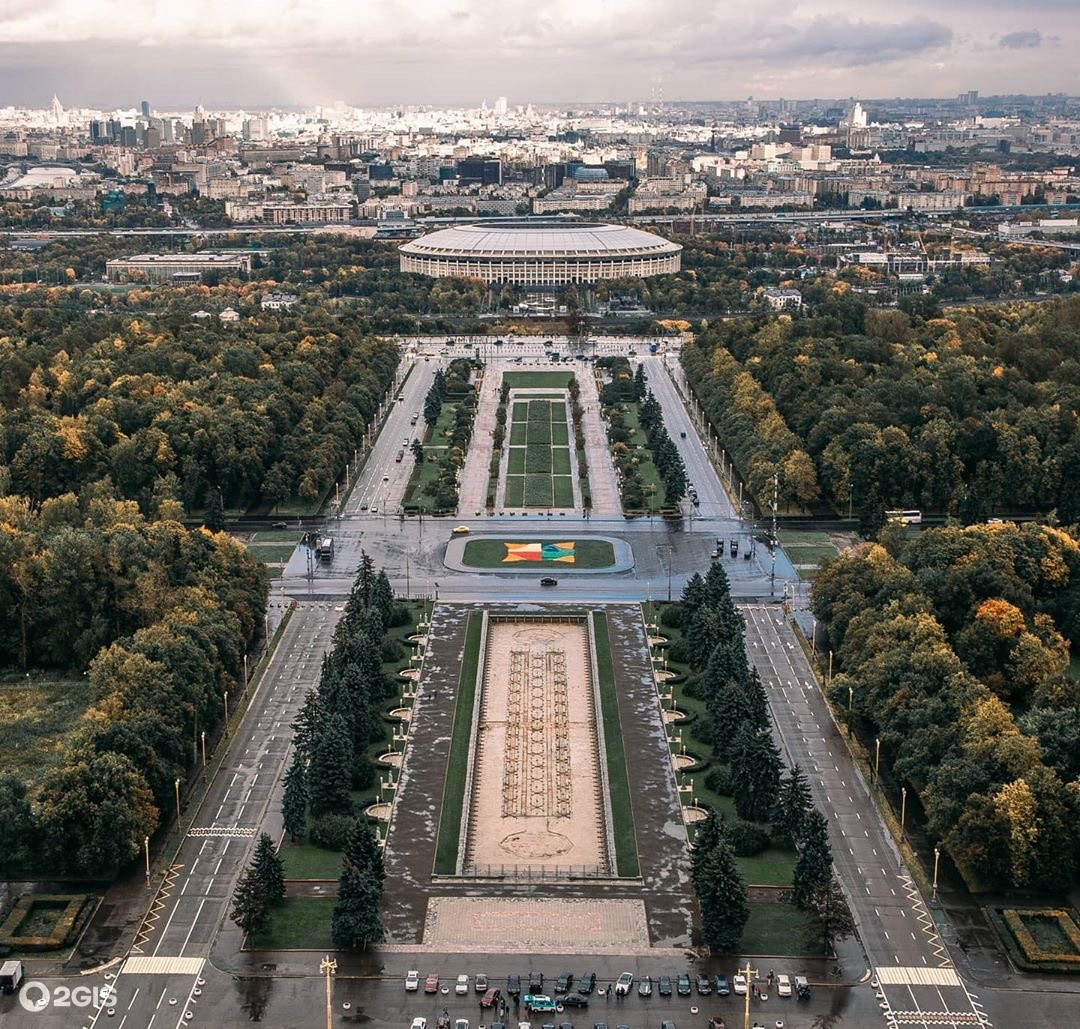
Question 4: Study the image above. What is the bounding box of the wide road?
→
[77,604,341,1029]
[743,604,994,1029]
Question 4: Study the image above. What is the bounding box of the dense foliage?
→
[684,296,1080,520]
[0,491,266,875]
[813,523,1080,892]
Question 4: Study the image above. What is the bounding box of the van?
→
[0,960,24,994]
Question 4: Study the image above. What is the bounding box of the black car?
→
[696,974,712,995]
[560,995,588,1008]
[506,973,521,996]
[529,970,544,992]
[677,972,692,996]
[658,975,672,997]
[577,972,596,995]
[540,576,558,586]
[555,973,574,994]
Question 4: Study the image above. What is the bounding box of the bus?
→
[885,509,922,525]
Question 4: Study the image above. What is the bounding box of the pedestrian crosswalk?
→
[875,966,961,986]
[121,956,205,976]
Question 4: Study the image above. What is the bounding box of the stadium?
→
[397,221,682,284]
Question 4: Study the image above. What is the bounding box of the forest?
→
[813,523,1080,893]
[0,305,399,514]
[0,490,266,876]
[683,294,1080,521]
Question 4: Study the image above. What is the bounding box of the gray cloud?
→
[999,30,1042,49]
[764,16,953,66]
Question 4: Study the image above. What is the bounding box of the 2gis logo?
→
[19,981,116,1013]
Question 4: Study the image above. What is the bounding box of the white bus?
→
[885,509,923,525]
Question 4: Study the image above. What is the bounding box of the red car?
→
[424,973,439,994]
[480,987,501,1009]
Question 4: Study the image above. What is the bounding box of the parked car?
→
[559,994,588,1008]
[637,974,652,997]
[405,970,420,991]
[676,973,692,996]
[507,974,522,996]
[424,973,439,993]
[707,1018,726,1029]
[733,974,747,995]
[411,1020,427,1029]
[577,972,596,995]
[271,521,288,529]
[614,972,634,996]
[529,971,544,993]
[714,974,730,996]
[794,975,811,1001]
[658,975,672,997]
[475,974,489,993]
[776,974,792,998]
[660,1021,677,1029]
[480,987,501,1008]
[455,974,469,995]
[555,973,573,993]
[696,974,712,995]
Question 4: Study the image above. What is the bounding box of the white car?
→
[733,973,747,995]
[776,973,792,997]
[614,971,634,996]
[455,1021,469,1029]
[410,1020,426,1029]
[405,970,420,992]
[455,973,469,995]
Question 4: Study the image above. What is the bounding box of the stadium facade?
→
[398,222,682,284]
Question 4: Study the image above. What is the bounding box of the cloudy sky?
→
[0,0,1077,109]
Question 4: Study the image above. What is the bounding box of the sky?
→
[0,0,1077,110]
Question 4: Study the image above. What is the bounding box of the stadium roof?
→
[399,221,681,258]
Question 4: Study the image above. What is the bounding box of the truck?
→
[314,536,335,562]
[0,960,24,994]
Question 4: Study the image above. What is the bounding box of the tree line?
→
[684,294,1080,521]
[0,490,266,876]
[814,521,1080,892]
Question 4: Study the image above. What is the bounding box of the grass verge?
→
[741,902,825,956]
[592,611,640,877]
[502,371,574,389]
[461,538,615,569]
[434,612,484,874]
[280,842,343,880]
[250,897,335,950]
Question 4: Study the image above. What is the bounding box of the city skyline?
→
[0,0,1077,109]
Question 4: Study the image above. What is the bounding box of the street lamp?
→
[874,737,881,784]
[932,846,941,905]
[201,731,207,768]
[320,956,337,1029]
[144,835,150,887]
[900,786,908,840]
[174,778,181,830]
[223,691,229,735]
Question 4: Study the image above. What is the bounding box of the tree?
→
[798,876,856,955]
[0,772,35,874]
[252,832,285,904]
[730,722,783,823]
[697,834,749,952]
[410,438,424,465]
[331,821,385,949]
[205,485,225,532]
[633,361,646,400]
[307,711,354,818]
[772,763,814,847]
[690,809,722,891]
[281,752,308,843]
[230,864,269,936]
[793,809,833,910]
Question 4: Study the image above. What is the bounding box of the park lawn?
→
[553,476,575,507]
[403,453,447,512]
[280,842,343,880]
[551,421,570,446]
[526,442,553,474]
[621,405,667,511]
[741,902,825,956]
[250,897,335,950]
[425,399,460,443]
[434,613,484,874]
[550,401,568,421]
[786,545,839,565]
[524,476,554,506]
[507,448,526,474]
[461,538,616,569]
[505,476,525,506]
[510,421,527,445]
[244,543,296,563]
[251,529,302,542]
[552,449,572,475]
[592,612,640,877]
[0,677,94,785]
[502,371,574,389]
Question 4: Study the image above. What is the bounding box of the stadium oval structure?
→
[398,221,682,284]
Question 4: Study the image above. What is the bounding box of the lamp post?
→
[201,731,207,768]
[932,846,941,905]
[223,691,229,735]
[874,737,881,784]
[144,835,150,887]
[900,786,908,840]
[174,777,181,830]
[319,956,337,1029]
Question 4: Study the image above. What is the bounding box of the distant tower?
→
[495,96,508,117]
[140,99,151,119]
[850,101,868,129]
[50,94,64,125]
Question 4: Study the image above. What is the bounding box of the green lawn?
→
[550,402,568,422]
[786,545,839,566]
[552,449,571,475]
[505,476,525,506]
[502,396,579,508]
[434,613,484,874]
[551,421,570,446]
[0,678,94,785]
[502,371,574,389]
[526,442,553,473]
[741,902,825,956]
[461,538,616,569]
[620,405,668,512]
[507,449,526,474]
[510,421,527,445]
[244,543,296,563]
[592,611,640,877]
[553,477,575,507]
[280,842,343,880]
[524,476,554,506]
[250,897,335,950]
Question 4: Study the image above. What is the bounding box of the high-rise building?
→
[140,100,151,119]
[456,156,502,185]
[494,96,508,117]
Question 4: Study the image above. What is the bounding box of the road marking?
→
[122,956,206,976]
